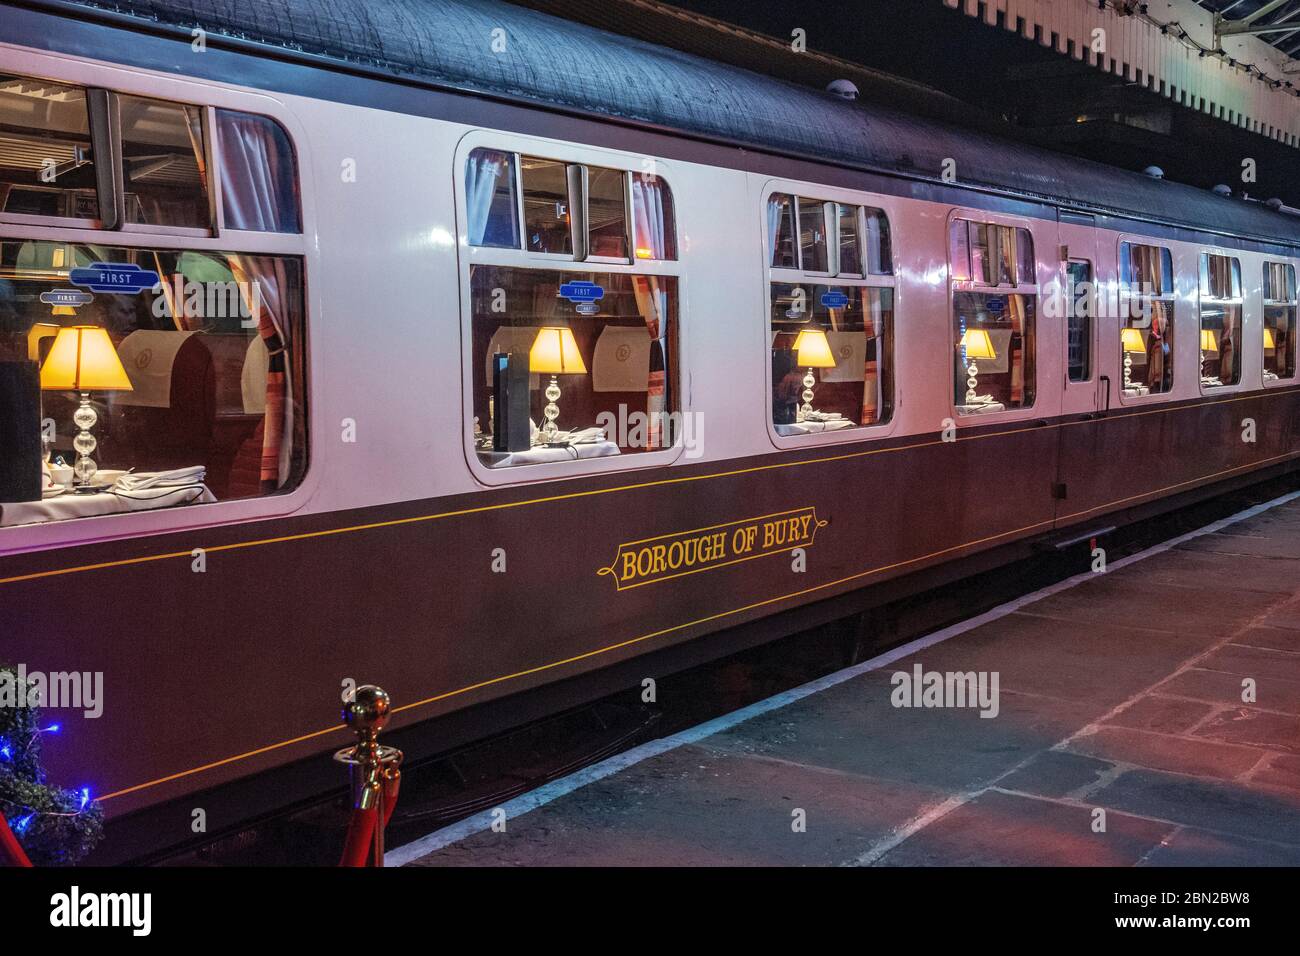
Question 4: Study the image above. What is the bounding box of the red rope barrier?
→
[0,810,33,868]
[338,804,377,868]
[338,771,400,867]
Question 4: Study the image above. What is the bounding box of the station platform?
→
[389,494,1300,867]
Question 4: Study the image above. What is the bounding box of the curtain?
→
[632,176,671,260]
[1220,309,1236,381]
[1146,300,1169,389]
[217,110,300,233]
[229,255,294,489]
[1009,294,1025,404]
[766,195,786,266]
[632,276,668,449]
[465,149,510,246]
[997,226,1017,286]
[862,292,883,424]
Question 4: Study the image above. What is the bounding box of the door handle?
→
[1098,375,1112,416]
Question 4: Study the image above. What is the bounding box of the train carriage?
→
[0,0,1298,855]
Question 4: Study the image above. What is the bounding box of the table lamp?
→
[529,326,587,443]
[1264,327,1277,352]
[1121,327,1145,389]
[40,326,133,485]
[959,327,996,405]
[793,328,836,421]
[1200,328,1218,378]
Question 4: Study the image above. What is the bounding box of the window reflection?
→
[119,94,211,230]
[0,74,99,220]
[469,266,678,467]
[770,283,893,433]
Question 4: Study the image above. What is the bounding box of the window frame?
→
[947,209,1040,419]
[1262,258,1299,389]
[763,181,900,452]
[0,52,314,555]
[455,131,688,488]
[1,67,300,248]
[1196,250,1245,394]
[1116,236,1179,406]
[1065,258,1094,385]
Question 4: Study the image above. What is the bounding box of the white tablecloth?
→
[1,484,216,528]
[956,401,1006,415]
[775,418,856,436]
[479,440,621,468]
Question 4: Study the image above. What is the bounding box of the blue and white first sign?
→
[69,262,161,294]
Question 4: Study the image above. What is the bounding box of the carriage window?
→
[521,157,573,255]
[466,150,674,263]
[769,193,891,276]
[769,194,797,269]
[1119,242,1176,397]
[837,204,860,275]
[770,283,893,433]
[585,166,627,259]
[1264,261,1297,383]
[0,75,99,221]
[1066,259,1093,382]
[797,197,829,273]
[469,266,678,467]
[951,218,1036,413]
[631,174,676,261]
[0,239,306,527]
[216,110,301,233]
[949,220,1033,287]
[953,293,1036,413]
[767,191,894,435]
[1199,253,1242,389]
[119,95,210,230]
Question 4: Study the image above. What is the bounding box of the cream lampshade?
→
[1264,327,1277,351]
[529,326,587,442]
[1121,327,1146,353]
[792,329,835,421]
[1200,329,1219,353]
[40,326,132,485]
[1120,327,1145,389]
[960,328,997,360]
[959,328,997,405]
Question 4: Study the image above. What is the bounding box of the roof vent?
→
[1266,197,1285,210]
[1142,166,1165,180]
[826,79,859,101]
[1212,184,1233,197]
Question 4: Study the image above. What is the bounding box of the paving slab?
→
[398,498,1300,867]
[1102,694,1219,735]
[874,790,1176,867]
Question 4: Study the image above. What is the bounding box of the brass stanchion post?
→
[334,685,403,866]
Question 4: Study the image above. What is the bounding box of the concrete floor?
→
[400,498,1300,866]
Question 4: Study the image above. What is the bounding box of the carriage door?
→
[1054,210,1102,525]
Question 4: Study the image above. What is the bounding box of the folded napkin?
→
[113,466,207,494]
[532,426,607,446]
[802,411,844,422]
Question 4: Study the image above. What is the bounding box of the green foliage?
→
[0,664,103,866]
